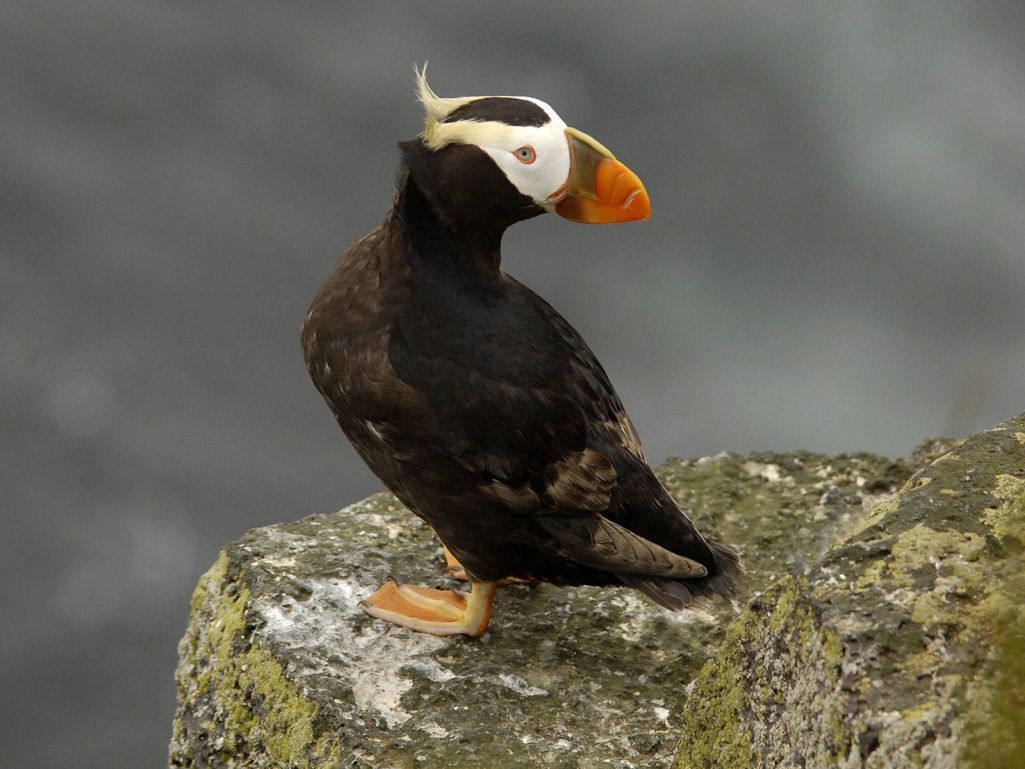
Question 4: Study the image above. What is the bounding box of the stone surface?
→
[169,449,912,769]
[674,414,1025,769]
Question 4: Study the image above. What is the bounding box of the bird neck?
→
[394,171,505,281]
[392,139,544,286]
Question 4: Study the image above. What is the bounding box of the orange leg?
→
[441,544,535,585]
[442,545,470,580]
[360,578,497,637]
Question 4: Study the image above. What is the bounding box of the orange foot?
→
[441,545,536,585]
[360,579,497,637]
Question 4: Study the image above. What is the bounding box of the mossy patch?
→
[675,577,844,769]
[962,470,1025,769]
[673,610,757,769]
[170,553,341,768]
[675,412,1025,769]
[984,473,1025,545]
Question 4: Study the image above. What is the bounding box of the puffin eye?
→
[513,146,537,164]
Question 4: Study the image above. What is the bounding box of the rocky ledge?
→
[675,415,1025,769]
[169,415,1024,769]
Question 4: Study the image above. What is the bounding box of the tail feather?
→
[619,574,695,610]
[621,539,743,611]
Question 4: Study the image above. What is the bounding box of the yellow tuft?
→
[414,63,489,149]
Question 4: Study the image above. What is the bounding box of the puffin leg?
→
[442,544,469,581]
[360,578,498,637]
[441,544,536,586]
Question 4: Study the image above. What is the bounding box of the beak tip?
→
[629,191,652,221]
[614,187,651,222]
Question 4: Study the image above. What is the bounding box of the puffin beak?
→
[552,127,651,224]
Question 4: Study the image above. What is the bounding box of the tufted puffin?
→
[301,69,741,636]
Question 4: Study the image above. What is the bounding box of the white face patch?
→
[473,99,570,208]
[414,72,572,207]
[425,97,571,208]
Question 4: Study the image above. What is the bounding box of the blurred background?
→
[2,1,1024,766]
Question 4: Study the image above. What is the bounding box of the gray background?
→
[3,2,1024,767]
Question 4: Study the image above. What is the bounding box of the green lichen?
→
[961,599,1025,769]
[673,611,756,769]
[676,412,1025,769]
[676,577,844,769]
[170,553,341,768]
[962,473,1025,769]
[983,474,1025,543]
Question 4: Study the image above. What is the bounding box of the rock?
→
[169,449,910,769]
[674,414,1025,769]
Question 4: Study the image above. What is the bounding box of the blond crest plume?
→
[414,64,534,151]
[415,63,472,148]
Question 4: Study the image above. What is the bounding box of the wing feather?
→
[542,448,617,512]
[536,513,708,578]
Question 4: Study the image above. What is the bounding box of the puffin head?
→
[408,68,651,228]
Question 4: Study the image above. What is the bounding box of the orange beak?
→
[553,127,651,224]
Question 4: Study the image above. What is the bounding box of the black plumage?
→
[302,94,740,632]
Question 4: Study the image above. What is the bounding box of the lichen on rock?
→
[674,414,1025,769]
[171,552,342,768]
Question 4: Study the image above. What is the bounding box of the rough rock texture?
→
[170,448,913,769]
[674,414,1025,769]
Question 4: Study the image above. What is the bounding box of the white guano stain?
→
[253,574,447,729]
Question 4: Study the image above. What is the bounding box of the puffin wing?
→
[534,512,707,578]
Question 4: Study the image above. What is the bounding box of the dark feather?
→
[536,514,707,578]
[618,576,695,610]
[622,541,744,610]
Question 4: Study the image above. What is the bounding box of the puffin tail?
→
[620,539,743,611]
